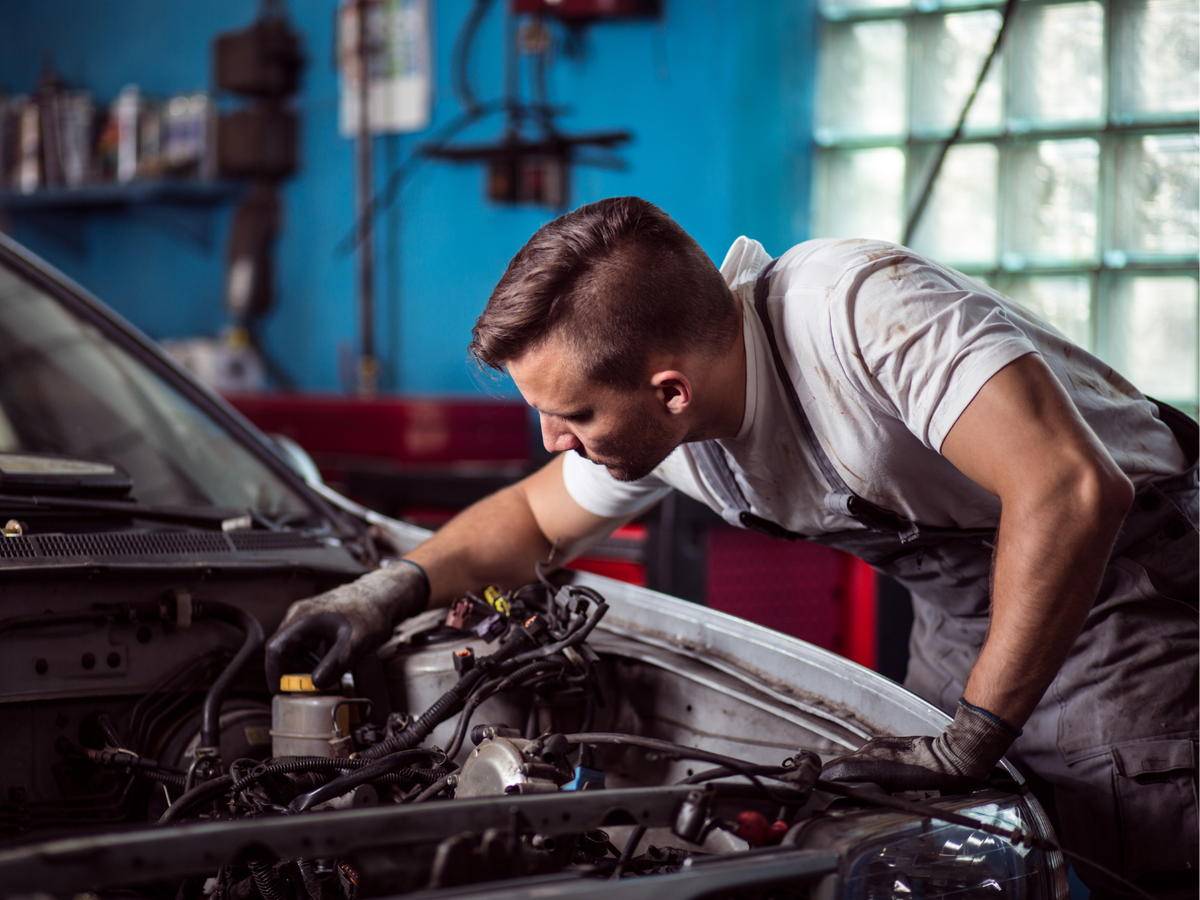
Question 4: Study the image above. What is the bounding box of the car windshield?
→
[0,262,314,520]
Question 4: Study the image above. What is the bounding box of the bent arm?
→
[404,453,630,606]
[941,353,1134,727]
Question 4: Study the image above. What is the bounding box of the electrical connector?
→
[445,597,473,630]
[522,614,549,645]
[474,613,507,643]
[453,647,475,674]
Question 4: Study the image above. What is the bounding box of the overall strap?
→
[751,258,920,543]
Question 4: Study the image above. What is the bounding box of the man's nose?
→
[540,415,580,453]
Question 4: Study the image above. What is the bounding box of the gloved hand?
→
[265,560,430,692]
[821,699,1021,793]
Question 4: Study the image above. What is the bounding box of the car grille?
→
[0,531,324,559]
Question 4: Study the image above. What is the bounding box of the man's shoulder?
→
[777,238,908,283]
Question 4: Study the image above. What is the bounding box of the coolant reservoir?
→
[271,674,351,758]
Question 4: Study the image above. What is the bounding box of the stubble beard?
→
[574,405,678,483]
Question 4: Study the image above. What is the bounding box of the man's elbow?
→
[1072,455,1135,534]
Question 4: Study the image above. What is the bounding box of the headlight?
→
[791,790,1068,900]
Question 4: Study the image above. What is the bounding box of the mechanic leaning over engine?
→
[268,197,1198,899]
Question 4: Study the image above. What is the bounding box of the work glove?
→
[820,699,1021,794]
[265,559,430,692]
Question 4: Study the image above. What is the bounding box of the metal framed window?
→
[813,0,1199,415]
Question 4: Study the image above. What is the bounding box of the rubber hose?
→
[194,601,265,752]
[157,774,234,825]
[292,752,442,811]
[247,858,290,900]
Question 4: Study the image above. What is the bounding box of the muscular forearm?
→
[964,466,1133,726]
[940,354,1136,728]
[402,455,623,608]
[403,483,558,607]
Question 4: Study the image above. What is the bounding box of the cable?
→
[159,757,369,825]
[97,713,124,750]
[560,733,793,804]
[610,824,646,880]
[452,0,495,115]
[335,100,508,257]
[444,659,566,759]
[901,0,1019,246]
[678,764,791,786]
[290,750,445,812]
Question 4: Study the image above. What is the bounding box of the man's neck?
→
[683,290,747,443]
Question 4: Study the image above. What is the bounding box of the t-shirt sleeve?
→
[840,255,1038,453]
[561,450,673,518]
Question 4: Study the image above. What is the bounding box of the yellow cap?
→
[279,673,317,692]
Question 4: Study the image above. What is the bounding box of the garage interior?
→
[0,0,1195,678]
[0,1,1196,897]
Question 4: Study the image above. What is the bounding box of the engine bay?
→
[0,565,1065,900]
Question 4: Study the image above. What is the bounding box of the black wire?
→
[334,100,507,257]
[159,754,441,825]
[445,660,567,759]
[901,0,1019,246]
[678,764,791,786]
[561,733,792,804]
[452,0,495,115]
[610,824,646,880]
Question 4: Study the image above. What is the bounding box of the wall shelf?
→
[0,180,241,212]
[0,181,243,253]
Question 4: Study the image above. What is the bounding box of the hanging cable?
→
[452,0,495,115]
[901,0,1019,246]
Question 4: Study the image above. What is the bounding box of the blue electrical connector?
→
[563,766,606,791]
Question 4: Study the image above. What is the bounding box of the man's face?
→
[507,339,681,482]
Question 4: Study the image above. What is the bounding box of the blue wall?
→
[0,1,816,396]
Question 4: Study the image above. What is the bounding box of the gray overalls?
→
[693,259,1199,896]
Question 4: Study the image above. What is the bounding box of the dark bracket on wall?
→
[421,130,630,209]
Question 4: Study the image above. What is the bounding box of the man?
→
[269,197,1197,897]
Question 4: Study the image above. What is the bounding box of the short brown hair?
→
[469,197,739,389]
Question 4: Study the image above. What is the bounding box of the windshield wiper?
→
[0,495,253,532]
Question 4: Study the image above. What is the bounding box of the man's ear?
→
[650,370,693,415]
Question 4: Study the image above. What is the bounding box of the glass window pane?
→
[1105,275,1199,403]
[911,11,1004,137]
[909,142,999,265]
[1113,0,1200,121]
[1009,2,1104,129]
[1005,139,1099,265]
[816,20,908,142]
[1113,133,1200,258]
[814,147,907,242]
[821,0,911,19]
[1001,275,1093,349]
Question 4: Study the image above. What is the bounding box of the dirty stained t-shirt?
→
[562,236,1188,536]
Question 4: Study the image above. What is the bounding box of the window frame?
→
[813,0,1200,412]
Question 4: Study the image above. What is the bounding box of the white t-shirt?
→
[563,237,1187,536]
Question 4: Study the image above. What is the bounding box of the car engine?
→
[0,563,1067,900]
